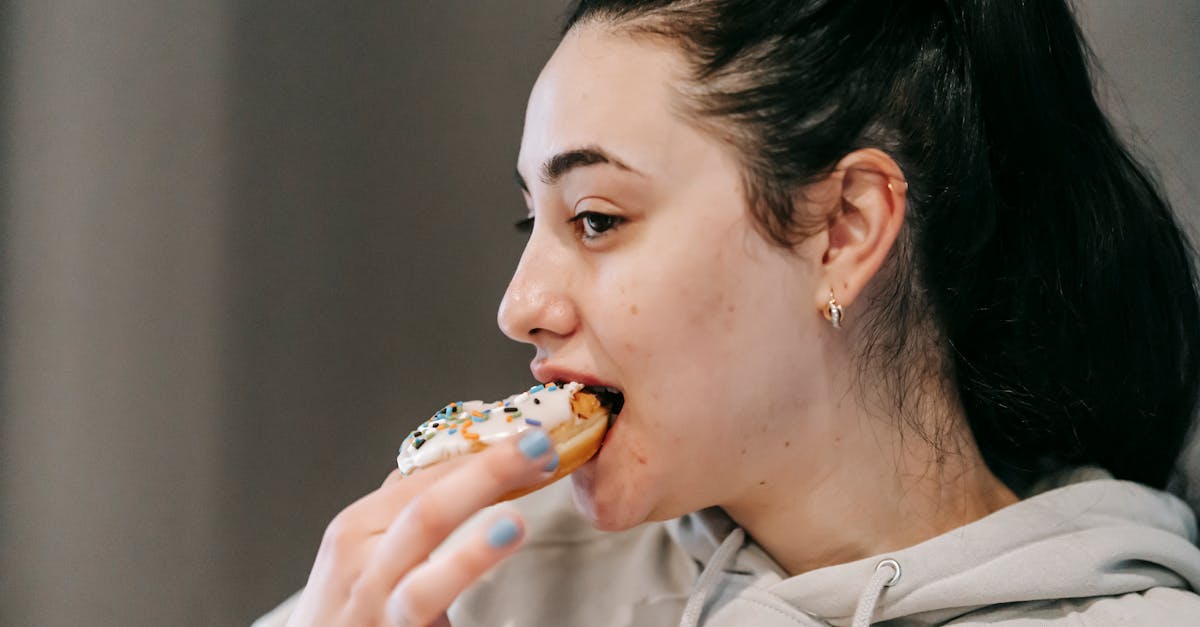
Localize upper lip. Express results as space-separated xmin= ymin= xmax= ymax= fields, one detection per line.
xmin=530 ymin=360 xmax=620 ymax=391
xmin=533 ymin=361 xmax=625 ymax=416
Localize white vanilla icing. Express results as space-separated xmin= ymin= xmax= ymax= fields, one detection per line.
xmin=396 ymin=381 xmax=585 ymax=475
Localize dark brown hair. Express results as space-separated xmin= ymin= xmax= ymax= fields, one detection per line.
xmin=565 ymin=0 xmax=1200 ymax=490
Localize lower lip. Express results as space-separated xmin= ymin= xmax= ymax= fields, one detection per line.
xmin=585 ymin=418 xmax=618 ymax=468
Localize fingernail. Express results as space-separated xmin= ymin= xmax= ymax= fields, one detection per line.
xmin=518 ymin=430 xmax=551 ymax=460
xmin=486 ymin=517 xmax=520 ymax=548
xmin=543 ymin=452 xmax=559 ymax=472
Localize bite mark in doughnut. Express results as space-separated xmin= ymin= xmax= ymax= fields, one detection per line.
xmin=396 ymin=382 xmax=619 ymax=501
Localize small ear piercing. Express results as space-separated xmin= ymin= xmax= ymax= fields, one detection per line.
xmin=823 ymin=290 xmax=844 ymax=329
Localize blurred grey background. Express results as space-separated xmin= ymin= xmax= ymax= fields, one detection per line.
xmin=0 ymin=1 xmax=1196 ymax=625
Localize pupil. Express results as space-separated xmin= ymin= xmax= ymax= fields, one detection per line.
xmin=586 ymin=214 xmax=613 ymax=232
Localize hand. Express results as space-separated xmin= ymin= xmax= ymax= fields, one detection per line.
xmin=285 ymin=429 xmax=560 ymax=627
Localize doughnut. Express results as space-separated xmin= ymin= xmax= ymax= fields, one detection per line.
xmin=395 ymin=382 xmax=620 ymax=500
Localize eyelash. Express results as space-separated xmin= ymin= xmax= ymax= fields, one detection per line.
xmin=512 ymin=212 xmax=625 ymax=241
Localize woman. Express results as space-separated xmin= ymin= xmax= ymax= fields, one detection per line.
xmin=259 ymin=1 xmax=1200 ymax=625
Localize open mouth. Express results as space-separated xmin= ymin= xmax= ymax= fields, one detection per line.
xmin=581 ymin=384 xmax=624 ymax=427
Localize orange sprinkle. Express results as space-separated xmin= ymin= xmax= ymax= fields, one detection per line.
xmin=471 ymin=410 xmax=484 ymax=418
xmin=437 ymin=423 xmax=447 ymax=430
xmin=463 ymin=430 xmax=480 ymax=440
xmin=506 ymin=416 xmax=513 ymax=422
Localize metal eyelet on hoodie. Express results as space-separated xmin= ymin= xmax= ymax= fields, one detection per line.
xmin=876 ymin=558 xmax=902 ymax=586
xmin=851 ymin=558 xmax=902 ymax=627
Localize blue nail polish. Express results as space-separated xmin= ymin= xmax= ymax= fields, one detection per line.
xmin=518 ymin=430 xmax=551 ymax=459
xmin=486 ymin=517 xmax=520 ymax=548
xmin=543 ymin=452 xmax=559 ymax=472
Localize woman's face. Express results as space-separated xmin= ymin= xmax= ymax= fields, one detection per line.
xmin=500 ymin=26 xmax=829 ymax=530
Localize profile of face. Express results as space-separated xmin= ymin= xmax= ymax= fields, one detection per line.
xmin=499 ymin=26 xmax=841 ymax=531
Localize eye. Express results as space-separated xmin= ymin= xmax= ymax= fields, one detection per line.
xmin=568 ymin=211 xmax=624 ymax=241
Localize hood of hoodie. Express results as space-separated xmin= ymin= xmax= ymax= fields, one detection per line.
xmin=667 ymin=467 xmax=1200 ymax=625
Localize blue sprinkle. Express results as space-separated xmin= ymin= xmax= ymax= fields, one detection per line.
xmin=530 ymin=384 xmax=545 ymax=393
xmin=448 ymin=428 xmax=457 ymax=435
xmin=547 ymin=383 xmax=558 ymax=391
xmin=524 ymin=417 xmax=543 ymax=426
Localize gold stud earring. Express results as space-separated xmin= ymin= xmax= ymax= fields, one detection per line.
xmin=823 ymin=290 xmax=844 ymax=329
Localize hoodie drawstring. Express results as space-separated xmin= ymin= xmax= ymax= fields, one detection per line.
xmin=679 ymin=527 xmax=745 ymax=627
xmin=678 ymin=528 xmax=900 ymax=627
xmin=851 ymin=558 xmax=901 ymax=627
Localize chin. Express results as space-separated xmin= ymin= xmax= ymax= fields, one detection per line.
xmin=569 ymin=452 xmax=653 ymax=531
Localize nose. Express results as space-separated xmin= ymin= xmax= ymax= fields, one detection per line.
xmin=497 ymin=233 xmax=579 ymax=346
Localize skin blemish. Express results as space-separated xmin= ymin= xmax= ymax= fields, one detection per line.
xmin=727 ymin=304 xmax=735 ymax=313
xmin=630 ymin=304 xmax=639 ymax=315
xmin=785 ymin=441 xmax=791 ymax=448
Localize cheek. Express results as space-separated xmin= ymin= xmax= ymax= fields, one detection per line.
xmin=600 ymin=240 xmax=783 ymax=428
xmin=581 ymin=223 xmax=818 ymax=515
xmin=601 ymin=254 xmax=740 ymax=368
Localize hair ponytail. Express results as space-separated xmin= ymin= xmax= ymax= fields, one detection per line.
xmin=566 ymin=0 xmax=1200 ymax=489
xmin=927 ymin=0 xmax=1200 ymax=488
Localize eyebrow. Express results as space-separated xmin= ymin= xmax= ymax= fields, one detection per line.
xmin=514 ymin=145 xmax=641 ymax=192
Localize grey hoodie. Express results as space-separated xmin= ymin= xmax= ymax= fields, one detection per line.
xmin=254 ymin=467 xmax=1200 ymax=626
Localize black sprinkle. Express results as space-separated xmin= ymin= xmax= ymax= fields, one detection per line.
xmin=431 ymin=422 xmax=440 ymax=428
xmin=533 ymin=398 xmax=541 ymax=405
xmin=504 ymin=407 xmax=519 ymax=413
xmin=413 ymin=438 xmax=426 ymax=449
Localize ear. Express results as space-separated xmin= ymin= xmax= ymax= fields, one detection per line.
xmin=816 ymin=148 xmax=907 ymax=315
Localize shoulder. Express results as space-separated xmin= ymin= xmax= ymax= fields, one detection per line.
xmin=946 ymin=587 xmax=1200 ymax=625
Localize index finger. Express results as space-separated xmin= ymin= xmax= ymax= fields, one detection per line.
xmin=360 ymin=430 xmax=558 ymax=589
xmin=343 ymin=459 xmax=463 ymax=535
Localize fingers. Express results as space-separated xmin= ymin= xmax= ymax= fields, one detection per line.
xmin=387 ymin=511 xmax=526 ymax=627
xmin=289 ymin=433 xmax=556 ymax=627
xmin=362 ymin=430 xmax=558 ymax=591
xmin=348 ymin=462 xmax=462 ymax=533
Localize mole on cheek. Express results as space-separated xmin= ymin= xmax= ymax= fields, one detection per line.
xmin=630 ymin=304 xmax=639 ymax=315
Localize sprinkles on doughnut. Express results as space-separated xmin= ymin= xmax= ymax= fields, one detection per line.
xmin=396 ymin=382 xmax=619 ymax=500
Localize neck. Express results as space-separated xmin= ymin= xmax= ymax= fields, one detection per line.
xmin=722 ymin=389 xmax=1018 ymax=576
